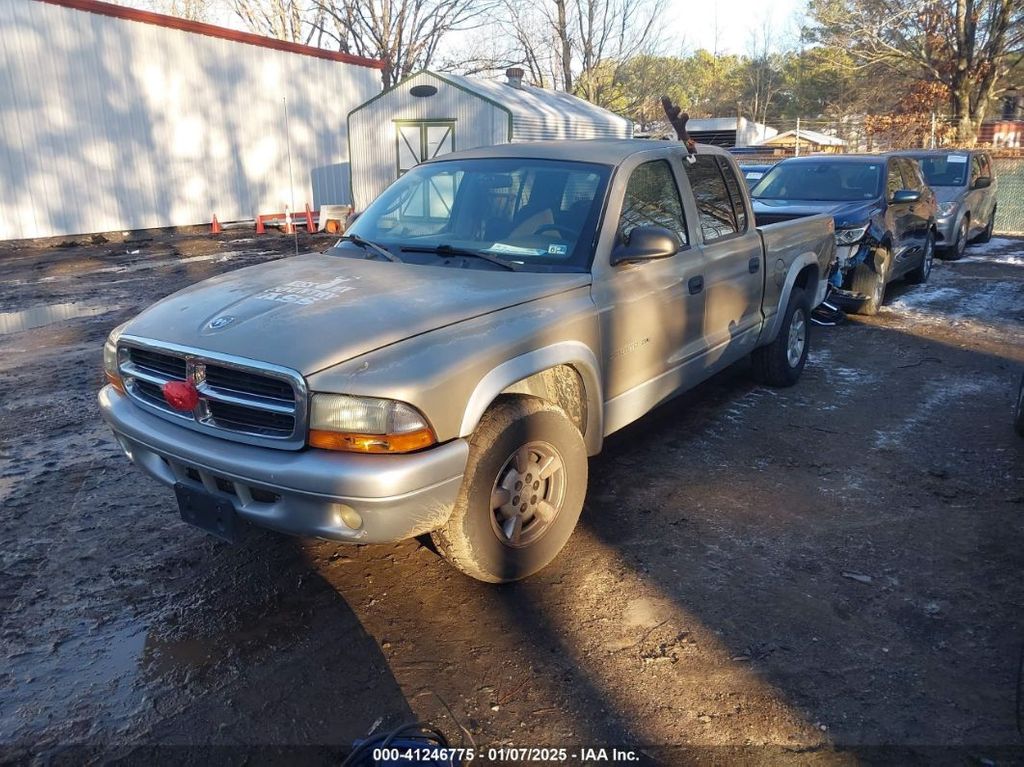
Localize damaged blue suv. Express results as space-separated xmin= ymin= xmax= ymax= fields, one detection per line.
xmin=751 ymin=154 xmax=938 ymax=315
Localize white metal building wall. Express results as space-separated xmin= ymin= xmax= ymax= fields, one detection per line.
xmin=347 ymin=72 xmax=510 ymax=209
xmin=0 ymin=0 xmax=380 ymax=240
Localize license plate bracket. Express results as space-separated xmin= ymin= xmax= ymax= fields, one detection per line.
xmin=174 ymin=483 xmax=240 ymax=543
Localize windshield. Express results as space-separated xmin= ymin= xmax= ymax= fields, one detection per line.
xmin=751 ymin=160 xmax=883 ymax=201
xmin=912 ymin=153 xmax=969 ymax=187
xmin=339 ymin=158 xmax=612 ymax=272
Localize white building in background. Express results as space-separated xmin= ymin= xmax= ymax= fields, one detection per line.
xmin=684 ymin=117 xmax=778 ymax=148
xmin=0 ymin=0 xmax=382 ymax=241
xmin=347 ymin=69 xmax=633 ymax=209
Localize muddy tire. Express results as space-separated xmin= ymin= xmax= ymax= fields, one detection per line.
xmin=751 ymin=287 xmax=810 ymax=388
xmin=1015 ymin=374 xmax=1024 ymax=438
xmin=851 ymin=248 xmax=889 ymax=315
xmin=431 ymin=397 xmax=587 ymax=583
xmin=906 ymin=229 xmax=935 ymax=285
xmin=942 ymin=217 xmax=968 ymax=260
xmin=977 ymin=207 xmax=996 ymax=244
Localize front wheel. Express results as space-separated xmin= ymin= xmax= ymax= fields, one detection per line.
xmin=943 ymin=217 xmax=968 ymax=260
xmin=906 ymin=229 xmax=935 ymax=284
xmin=432 ymin=397 xmax=588 ymax=583
xmin=978 ymin=207 xmax=996 ymax=244
xmin=751 ymin=287 xmax=810 ymax=387
xmin=851 ymin=247 xmax=890 ymax=315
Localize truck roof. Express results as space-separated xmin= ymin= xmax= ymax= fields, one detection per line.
xmin=426 ymin=139 xmax=730 ymax=166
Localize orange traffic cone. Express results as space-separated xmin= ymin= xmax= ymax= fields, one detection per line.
xmin=210 ymin=214 xmax=222 ymax=234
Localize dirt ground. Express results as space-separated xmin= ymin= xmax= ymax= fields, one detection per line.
xmin=1 ymin=228 xmax=1022 ymax=765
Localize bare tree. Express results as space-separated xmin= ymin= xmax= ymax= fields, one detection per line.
xmin=309 ymin=0 xmax=495 ymax=86
xmin=458 ymin=0 xmax=664 ymax=105
xmin=809 ymin=0 xmax=1024 ymax=142
xmin=146 ymin=0 xmax=215 ymax=21
xmin=229 ymin=0 xmax=322 ymax=43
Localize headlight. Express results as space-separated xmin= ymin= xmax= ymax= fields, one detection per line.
xmin=103 ymin=322 xmax=129 ymax=392
xmin=309 ymin=393 xmax=436 ymax=453
xmin=938 ymin=201 xmax=957 ymax=217
xmin=834 ymin=226 xmax=869 ymax=246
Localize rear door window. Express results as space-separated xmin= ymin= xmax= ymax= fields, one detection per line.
xmin=618 ymin=160 xmax=688 ymax=246
xmin=687 ymin=155 xmax=740 ymax=242
xmin=716 ymin=157 xmax=748 ymax=233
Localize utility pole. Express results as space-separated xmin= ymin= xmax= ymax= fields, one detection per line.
xmin=930 ymin=112 xmax=936 ymax=148
xmin=795 ymin=117 xmax=801 ymax=157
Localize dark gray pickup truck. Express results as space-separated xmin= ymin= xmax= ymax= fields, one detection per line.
xmin=100 ymin=140 xmax=834 ymax=582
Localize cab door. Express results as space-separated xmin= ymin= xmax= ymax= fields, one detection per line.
xmin=681 ymin=154 xmax=764 ymax=371
xmin=592 ymin=157 xmax=706 ymax=407
xmin=886 ymin=159 xmax=915 ymax=264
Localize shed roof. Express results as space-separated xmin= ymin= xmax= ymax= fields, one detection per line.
xmin=35 ymin=0 xmax=384 ymax=68
xmin=758 ymin=129 xmax=847 ymax=147
xmin=351 ymin=70 xmax=630 ymax=134
xmin=437 ymin=72 xmax=629 ymax=129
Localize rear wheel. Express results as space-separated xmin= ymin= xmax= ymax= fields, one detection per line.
xmin=432 ymin=397 xmax=587 ymax=583
xmin=751 ymin=287 xmax=810 ymax=387
xmin=851 ymin=247 xmax=890 ymax=315
xmin=906 ymin=229 xmax=934 ymax=284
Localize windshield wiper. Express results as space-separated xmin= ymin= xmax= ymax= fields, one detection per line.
xmin=400 ymin=244 xmax=520 ymax=272
xmin=339 ymin=234 xmax=402 ymax=262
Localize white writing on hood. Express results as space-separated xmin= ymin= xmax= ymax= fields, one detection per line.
xmin=254 ymin=276 xmax=357 ymax=306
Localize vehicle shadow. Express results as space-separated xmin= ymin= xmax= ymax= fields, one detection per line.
xmin=575 ymin=318 xmax=1024 ymax=755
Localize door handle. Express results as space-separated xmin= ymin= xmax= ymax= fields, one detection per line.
xmin=688 ymin=275 xmax=704 ymax=295
xmin=748 ymin=257 xmax=760 ymax=274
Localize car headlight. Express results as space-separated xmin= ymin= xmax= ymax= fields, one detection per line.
xmin=103 ymin=322 xmax=129 ymax=392
xmin=938 ymin=201 xmax=957 ymax=217
xmin=309 ymin=393 xmax=436 ymax=453
xmin=834 ymin=226 xmax=868 ymax=246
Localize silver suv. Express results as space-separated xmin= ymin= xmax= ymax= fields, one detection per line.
xmin=894 ymin=149 xmax=998 ymax=259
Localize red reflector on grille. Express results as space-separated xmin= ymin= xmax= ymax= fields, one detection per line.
xmin=162 ymin=380 xmax=199 ymax=411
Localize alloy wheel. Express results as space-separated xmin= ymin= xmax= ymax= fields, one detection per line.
xmin=489 ymin=441 xmax=566 ymax=547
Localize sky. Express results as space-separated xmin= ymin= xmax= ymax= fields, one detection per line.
xmin=126 ymin=0 xmax=807 ymax=59
xmin=660 ymin=0 xmax=807 ymax=56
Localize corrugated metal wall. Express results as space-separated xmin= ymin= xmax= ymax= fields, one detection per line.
xmin=347 ymin=72 xmax=510 ymax=209
xmin=0 ymin=0 xmax=380 ymax=240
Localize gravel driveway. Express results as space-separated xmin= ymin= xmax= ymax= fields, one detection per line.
xmin=1 ymin=230 xmax=1022 ymax=764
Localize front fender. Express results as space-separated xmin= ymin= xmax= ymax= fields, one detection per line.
xmin=459 ymin=342 xmax=604 ymax=455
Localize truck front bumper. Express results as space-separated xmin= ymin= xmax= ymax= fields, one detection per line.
xmin=98 ymin=386 xmax=468 ymax=543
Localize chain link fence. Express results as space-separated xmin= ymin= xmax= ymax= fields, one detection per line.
xmin=730 ymin=114 xmax=1024 ymax=234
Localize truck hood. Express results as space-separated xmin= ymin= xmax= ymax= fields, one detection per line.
xmin=122 ymin=252 xmax=590 ymax=375
xmin=753 ymin=198 xmax=882 ymax=229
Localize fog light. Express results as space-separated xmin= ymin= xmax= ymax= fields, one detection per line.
xmin=335 ymin=505 xmax=363 ymax=530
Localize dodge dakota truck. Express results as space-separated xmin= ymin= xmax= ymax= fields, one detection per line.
xmin=99 ymin=140 xmax=835 ymax=582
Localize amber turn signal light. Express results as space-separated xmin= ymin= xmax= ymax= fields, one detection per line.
xmin=309 ymin=428 xmax=436 ymax=454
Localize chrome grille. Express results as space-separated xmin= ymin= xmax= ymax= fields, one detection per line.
xmin=118 ymin=338 xmax=308 ymax=450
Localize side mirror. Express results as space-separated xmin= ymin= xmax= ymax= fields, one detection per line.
xmin=973 ymin=176 xmax=992 ymax=190
xmin=890 ymin=189 xmax=921 ymax=204
xmin=611 ymin=225 xmax=682 ymax=266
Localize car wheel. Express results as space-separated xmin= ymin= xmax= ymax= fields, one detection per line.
xmin=907 ymin=229 xmax=935 ymax=284
xmin=944 ymin=217 xmax=968 ymax=260
xmin=851 ymin=247 xmax=890 ymax=315
xmin=978 ymin=207 xmax=996 ymax=244
xmin=431 ymin=397 xmax=587 ymax=583
xmin=1014 ymin=373 xmax=1024 ymax=438
xmin=751 ymin=287 xmax=811 ymax=387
